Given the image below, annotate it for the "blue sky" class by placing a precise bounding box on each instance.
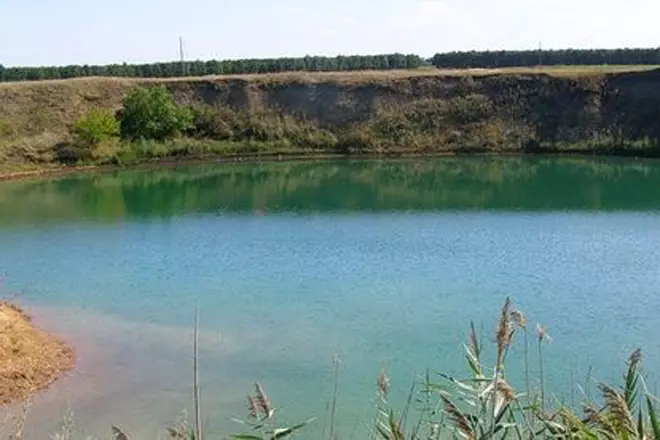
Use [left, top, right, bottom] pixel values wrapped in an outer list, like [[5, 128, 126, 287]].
[[1, 0, 658, 67]]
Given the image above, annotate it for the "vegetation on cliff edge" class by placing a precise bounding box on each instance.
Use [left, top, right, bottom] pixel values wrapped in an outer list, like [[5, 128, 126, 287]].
[[3, 70, 660, 173]]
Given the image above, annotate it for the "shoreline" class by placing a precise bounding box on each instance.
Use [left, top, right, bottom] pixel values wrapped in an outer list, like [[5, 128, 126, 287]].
[[2, 148, 660, 183], [0, 302, 75, 405]]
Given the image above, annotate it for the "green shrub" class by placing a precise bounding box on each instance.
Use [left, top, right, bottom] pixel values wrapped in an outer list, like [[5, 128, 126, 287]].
[[372, 113, 415, 142], [446, 94, 495, 124], [55, 143, 92, 164], [238, 113, 286, 142], [90, 137, 124, 164], [0, 119, 14, 138], [401, 99, 448, 132], [291, 127, 338, 150], [187, 105, 235, 140], [120, 87, 193, 141], [73, 109, 120, 147], [128, 138, 172, 158], [336, 128, 378, 153]]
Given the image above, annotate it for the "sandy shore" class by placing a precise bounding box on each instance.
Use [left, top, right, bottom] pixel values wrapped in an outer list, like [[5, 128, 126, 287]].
[[0, 303, 75, 404]]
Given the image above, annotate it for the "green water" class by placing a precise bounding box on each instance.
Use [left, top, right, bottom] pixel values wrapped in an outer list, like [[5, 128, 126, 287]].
[[1, 157, 660, 438]]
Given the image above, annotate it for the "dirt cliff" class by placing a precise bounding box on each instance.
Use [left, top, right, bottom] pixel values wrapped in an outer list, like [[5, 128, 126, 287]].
[[1, 69, 660, 168]]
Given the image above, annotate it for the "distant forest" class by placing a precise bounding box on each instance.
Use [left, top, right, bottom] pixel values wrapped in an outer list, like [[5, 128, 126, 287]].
[[0, 54, 424, 82], [430, 48, 660, 68], [2, 48, 660, 82]]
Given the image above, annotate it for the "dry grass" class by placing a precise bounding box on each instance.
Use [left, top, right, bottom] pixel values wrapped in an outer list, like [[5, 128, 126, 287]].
[[0, 65, 657, 89], [431, 64, 660, 77], [0, 303, 74, 405]]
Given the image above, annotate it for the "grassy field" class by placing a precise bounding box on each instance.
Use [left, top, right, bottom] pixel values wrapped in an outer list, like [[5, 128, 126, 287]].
[[0, 65, 658, 88]]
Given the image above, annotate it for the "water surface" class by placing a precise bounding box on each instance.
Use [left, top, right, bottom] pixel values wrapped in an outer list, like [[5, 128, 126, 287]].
[[1, 157, 659, 438]]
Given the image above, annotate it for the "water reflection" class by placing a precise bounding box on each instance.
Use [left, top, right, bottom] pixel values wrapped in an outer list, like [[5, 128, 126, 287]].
[[2, 157, 660, 226]]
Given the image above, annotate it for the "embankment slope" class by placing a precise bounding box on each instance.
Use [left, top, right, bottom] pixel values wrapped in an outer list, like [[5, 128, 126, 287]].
[[2, 68, 660, 170]]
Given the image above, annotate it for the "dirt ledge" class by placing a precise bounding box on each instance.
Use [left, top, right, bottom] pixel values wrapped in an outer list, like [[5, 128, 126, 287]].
[[0, 302, 75, 404]]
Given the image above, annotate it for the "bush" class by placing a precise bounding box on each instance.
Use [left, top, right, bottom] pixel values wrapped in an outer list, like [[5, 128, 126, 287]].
[[372, 113, 415, 142], [446, 94, 495, 124], [188, 105, 234, 139], [73, 109, 120, 146], [291, 127, 338, 150], [120, 87, 193, 141], [237, 113, 286, 142], [55, 143, 92, 164], [90, 138, 124, 163], [0, 119, 14, 138], [336, 128, 378, 153]]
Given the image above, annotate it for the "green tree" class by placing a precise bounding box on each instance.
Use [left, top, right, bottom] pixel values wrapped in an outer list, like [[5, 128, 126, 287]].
[[120, 87, 193, 140], [74, 108, 120, 146]]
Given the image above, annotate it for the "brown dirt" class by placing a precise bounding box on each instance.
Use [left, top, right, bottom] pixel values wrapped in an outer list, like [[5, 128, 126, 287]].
[[0, 302, 74, 404]]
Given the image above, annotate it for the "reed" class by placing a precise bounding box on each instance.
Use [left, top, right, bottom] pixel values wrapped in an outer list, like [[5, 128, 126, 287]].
[[12, 299, 660, 440]]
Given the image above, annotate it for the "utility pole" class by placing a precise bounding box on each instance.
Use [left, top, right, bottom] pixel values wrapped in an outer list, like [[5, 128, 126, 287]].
[[179, 36, 186, 76], [538, 40, 543, 67]]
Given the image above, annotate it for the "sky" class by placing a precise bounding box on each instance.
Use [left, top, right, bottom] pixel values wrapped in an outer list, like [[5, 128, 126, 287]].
[[0, 0, 658, 67]]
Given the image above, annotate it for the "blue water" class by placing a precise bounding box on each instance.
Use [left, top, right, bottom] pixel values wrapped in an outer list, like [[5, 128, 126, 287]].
[[1, 158, 660, 438]]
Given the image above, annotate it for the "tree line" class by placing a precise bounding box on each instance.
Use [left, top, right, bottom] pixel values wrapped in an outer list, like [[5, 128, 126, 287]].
[[3, 48, 660, 82], [0, 54, 424, 82], [431, 48, 660, 68]]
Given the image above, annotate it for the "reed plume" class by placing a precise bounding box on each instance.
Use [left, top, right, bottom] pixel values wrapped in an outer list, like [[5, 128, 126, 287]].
[[255, 382, 274, 419], [439, 394, 475, 440], [600, 383, 636, 436]]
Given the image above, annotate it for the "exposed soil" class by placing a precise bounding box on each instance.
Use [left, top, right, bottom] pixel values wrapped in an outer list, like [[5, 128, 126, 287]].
[[0, 302, 74, 404], [2, 67, 660, 176]]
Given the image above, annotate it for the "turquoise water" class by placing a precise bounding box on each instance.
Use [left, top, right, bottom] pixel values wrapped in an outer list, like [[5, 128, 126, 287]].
[[1, 157, 660, 438]]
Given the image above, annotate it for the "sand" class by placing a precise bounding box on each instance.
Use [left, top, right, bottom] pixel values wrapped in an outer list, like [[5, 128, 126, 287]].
[[0, 303, 74, 404]]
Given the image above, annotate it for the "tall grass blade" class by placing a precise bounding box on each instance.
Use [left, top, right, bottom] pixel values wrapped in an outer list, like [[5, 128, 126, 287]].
[[270, 418, 315, 440], [439, 393, 475, 440], [522, 328, 531, 426], [465, 321, 482, 378], [387, 411, 405, 440], [647, 396, 660, 440], [624, 349, 642, 413], [411, 369, 432, 440], [400, 377, 417, 432], [111, 426, 130, 440], [329, 355, 340, 440], [193, 306, 203, 440], [376, 422, 393, 440]]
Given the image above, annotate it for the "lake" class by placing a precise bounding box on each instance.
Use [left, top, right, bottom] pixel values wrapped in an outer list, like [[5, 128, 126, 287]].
[[1, 157, 660, 439]]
